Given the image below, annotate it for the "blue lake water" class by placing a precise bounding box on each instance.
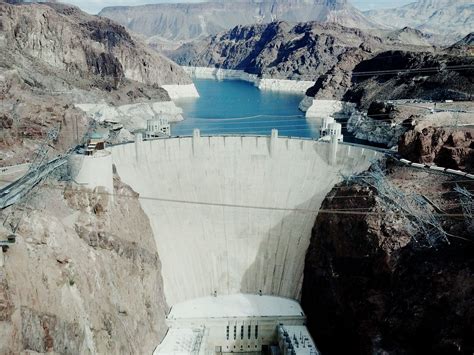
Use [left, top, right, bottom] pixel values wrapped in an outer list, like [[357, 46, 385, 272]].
[[172, 79, 320, 138]]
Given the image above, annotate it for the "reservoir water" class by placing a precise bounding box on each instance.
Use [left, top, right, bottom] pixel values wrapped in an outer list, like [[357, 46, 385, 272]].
[[172, 79, 319, 138]]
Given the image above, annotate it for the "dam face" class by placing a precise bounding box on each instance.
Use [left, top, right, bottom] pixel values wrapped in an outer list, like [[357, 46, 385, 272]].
[[110, 134, 379, 306]]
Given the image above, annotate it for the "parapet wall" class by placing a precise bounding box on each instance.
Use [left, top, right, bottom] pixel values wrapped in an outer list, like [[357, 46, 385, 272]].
[[109, 135, 381, 306]]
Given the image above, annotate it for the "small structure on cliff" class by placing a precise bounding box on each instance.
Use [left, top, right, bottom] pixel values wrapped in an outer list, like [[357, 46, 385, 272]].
[[145, 117, 171, 138], [85, 132, 107, 155], [319, 118, 343, 142], [68, 131, 113, 197]]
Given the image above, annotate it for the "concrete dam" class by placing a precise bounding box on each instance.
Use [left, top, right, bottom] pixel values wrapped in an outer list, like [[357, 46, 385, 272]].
[[107, 132, 380, 303], [70, 130, 381, 352]]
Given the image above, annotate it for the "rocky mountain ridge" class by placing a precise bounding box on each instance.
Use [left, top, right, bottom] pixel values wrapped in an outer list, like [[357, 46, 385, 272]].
[[169, 20, 472, 105], [340, 50, 474, 107], [99, 0, 378, 50], [365, 0, 473, 44], [1, 2, 190, 89], [169, 21, 398, 80], [98, 0, 472, 49]]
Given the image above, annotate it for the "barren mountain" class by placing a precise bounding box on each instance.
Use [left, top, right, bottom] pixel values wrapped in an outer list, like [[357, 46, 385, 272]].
[[0, 2, 191, 166], [365, 0, 473, 44], [169, 21, 387, 80], [447, 32, 474, 56], [168, 18, 472, 106], [99, 0, 378, 49], [384, 27, 434, 48]]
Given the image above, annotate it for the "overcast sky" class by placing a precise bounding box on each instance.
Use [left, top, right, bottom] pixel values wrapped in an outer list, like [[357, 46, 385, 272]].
[[62, 0, 415, 15]]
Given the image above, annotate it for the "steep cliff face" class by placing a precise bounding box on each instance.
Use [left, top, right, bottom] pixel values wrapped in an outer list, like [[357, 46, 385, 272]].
[[399, 126, 474, 172], [342, 50, 474, 107], [0, 2, 191, 167], [0, 176, 168, 354], [301, 164, 474, 355], [169, 19, 471, 99], [0, 2, 191, 88]]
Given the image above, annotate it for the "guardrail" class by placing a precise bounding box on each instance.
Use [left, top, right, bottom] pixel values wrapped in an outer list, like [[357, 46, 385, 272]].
[[110, 133, 392, 152], [398, 158, 474, 180]]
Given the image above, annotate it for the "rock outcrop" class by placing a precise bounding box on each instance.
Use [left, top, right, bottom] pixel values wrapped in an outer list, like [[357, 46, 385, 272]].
[[399, 126, 474, 172], [346, 101, 474, 149], [302, 163, 474, 355], [342, 50, 474, 107], [447, 32, 474, 56], [384, 27, 435, 48], [0, 176, 168, 354]]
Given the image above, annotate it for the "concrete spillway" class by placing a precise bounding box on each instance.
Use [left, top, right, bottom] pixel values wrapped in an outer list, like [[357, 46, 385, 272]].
[[109, 133, 380, 307]]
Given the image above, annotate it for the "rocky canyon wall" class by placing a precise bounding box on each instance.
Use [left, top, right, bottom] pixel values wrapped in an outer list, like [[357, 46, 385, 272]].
[[0, 176, 168, 354], [301, 162, 474, 354]]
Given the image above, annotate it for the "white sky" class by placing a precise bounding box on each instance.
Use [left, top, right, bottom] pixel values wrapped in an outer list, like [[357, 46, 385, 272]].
[[62, 0, 416, 15]]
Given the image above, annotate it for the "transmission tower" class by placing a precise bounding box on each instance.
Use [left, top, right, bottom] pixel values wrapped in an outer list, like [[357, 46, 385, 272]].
[[356, 163, 449, 247], [454, 185, 474, 236], [2, 126, 60, 237]]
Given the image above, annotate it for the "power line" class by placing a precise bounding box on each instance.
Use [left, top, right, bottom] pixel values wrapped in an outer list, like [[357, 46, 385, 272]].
[[0, 175, 472, 192], [1, 179, 470, 218], [349, 64, 474, 77]]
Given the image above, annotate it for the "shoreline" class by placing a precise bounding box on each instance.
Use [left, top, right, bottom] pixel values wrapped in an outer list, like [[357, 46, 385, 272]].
[[182, 67, 358, 121], [182, 66, 315, 94]]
